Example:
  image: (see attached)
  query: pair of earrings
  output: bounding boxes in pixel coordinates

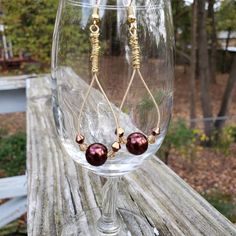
[76,5,161,167]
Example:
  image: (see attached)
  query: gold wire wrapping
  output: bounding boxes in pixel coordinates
[129,25,141,69]
[90,23,100,74]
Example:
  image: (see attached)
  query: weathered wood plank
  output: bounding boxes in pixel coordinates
[0,175,27,199]
[27,75,236,236]
[0,197,27,228]
[0,74,36,90]
[0,74,37,113]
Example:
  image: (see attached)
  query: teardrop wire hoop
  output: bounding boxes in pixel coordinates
[77,3,120,143]
[76,3,161,163]
[118,5,161,131]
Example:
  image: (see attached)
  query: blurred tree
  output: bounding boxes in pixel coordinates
[2,0,90,71]
[173,0,236,138]
[216,0,236,72]
[213,1,236,135]
[172,0,191,62]
[197,0,213,139]
[215,55,236,133]
[207,0,217,83]
[2,0,58,68]
[217,0,236,36]
[189,0,197,128]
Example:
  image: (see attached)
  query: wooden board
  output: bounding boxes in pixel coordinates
[0,197,27,228]
[27,75,236,236]
[0,74,36,90]
[0,175,27,199]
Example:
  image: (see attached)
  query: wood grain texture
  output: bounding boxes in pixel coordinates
[0,197,27,228]
[27,76,236,236]
[0,74,36,90]
[0,175,27,199]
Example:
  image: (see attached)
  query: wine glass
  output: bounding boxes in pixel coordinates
[51,0,174,235]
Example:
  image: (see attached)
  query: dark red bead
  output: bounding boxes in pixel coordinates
[126,132,148,155]
[85,143,108,166]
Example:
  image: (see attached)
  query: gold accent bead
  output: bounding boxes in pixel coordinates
[128,16,136,24]
[112,142,121,152]
[148,135,156,144]
[115,127,125,137]
[76,134,85,144]
[152,127,160,136]
[79,143,88,152]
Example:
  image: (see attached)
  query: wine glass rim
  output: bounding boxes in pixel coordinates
[66,0,163,10]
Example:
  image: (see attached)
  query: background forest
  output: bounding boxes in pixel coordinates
[0,0,236,234]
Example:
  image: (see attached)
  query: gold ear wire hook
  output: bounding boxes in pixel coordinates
[127,6,136,24]
[92,6,100,23]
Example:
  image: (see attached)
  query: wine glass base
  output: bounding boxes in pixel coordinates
[61,208,159,236]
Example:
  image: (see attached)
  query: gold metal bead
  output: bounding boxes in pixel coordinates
[112,142,121,152]
[79,143,88,152]
[128,16,136,24]
[148,135,156,144]
[76,134,85,144]
[115,127,125,137]
[152,127,160,136]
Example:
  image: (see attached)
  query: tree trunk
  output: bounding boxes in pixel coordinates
[208,0,217,84]
[190,0,197,128]
[225,28,232,52]
[197,0,213,139]
[222,28,232,73]
[215,55,236,131]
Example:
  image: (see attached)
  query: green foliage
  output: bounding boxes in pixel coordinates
[2,0,91,73]
[212,125,235,156]
[0,220,27,235]
[203,191,236,223]
[171,1,191,50]
[58,4,90,74]
[216,0,236,31]
[2,0,58,69]
[158,119,203,164]
[138,90,165,112]
[226,125,236,142]
[0,128,8,137]
[21,62,42,74]
[164,119,195,148]
[158,120,236,165]
[0,132,26,176]
[138,89,170,128]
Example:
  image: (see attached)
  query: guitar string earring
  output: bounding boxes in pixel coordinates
[116,4,161,155]
[76,2,161,166]
[76,4,121,166]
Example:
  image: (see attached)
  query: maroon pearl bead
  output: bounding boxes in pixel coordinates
[126,132,148,155]
[85,143,108,166]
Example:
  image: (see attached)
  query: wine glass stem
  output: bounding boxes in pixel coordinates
[97,177,120,235]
